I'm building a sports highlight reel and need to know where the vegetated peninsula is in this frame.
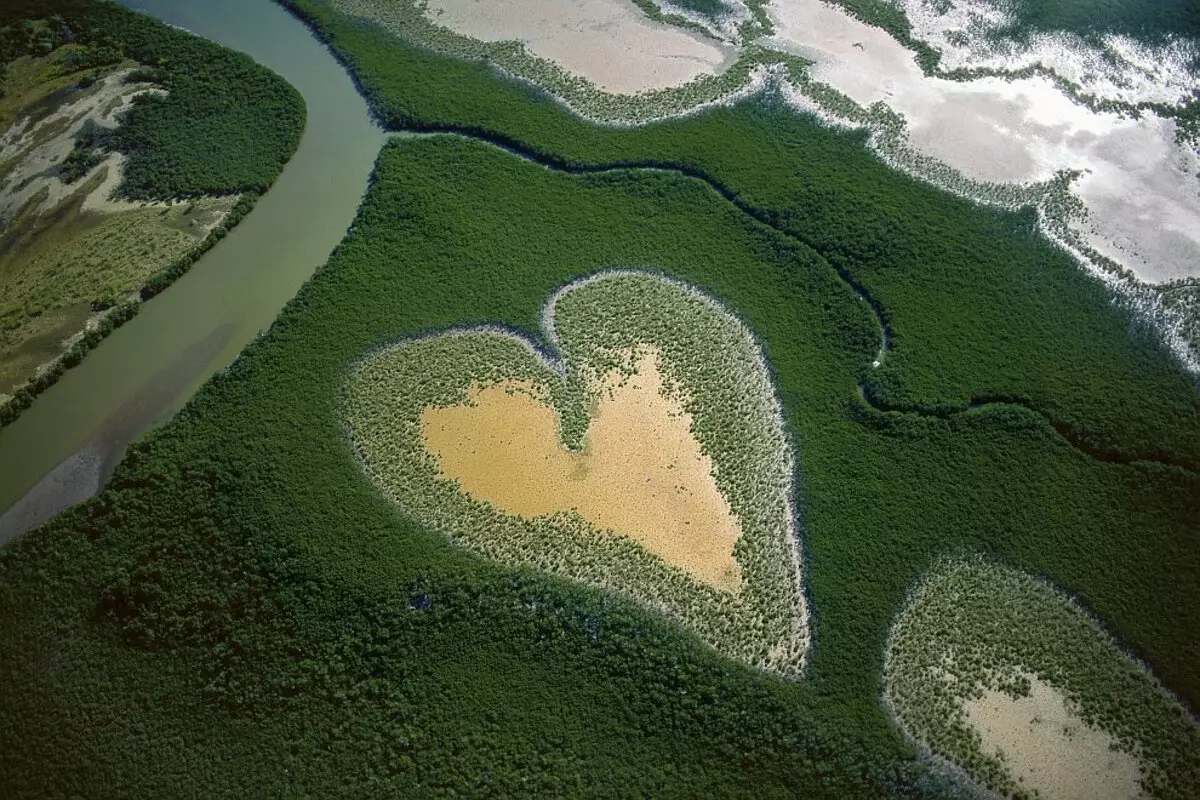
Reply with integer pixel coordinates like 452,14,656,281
0,0,304,425
0,0,1197,797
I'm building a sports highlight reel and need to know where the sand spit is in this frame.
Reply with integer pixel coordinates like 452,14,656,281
766,0,1200,285
421,0,735,93
964,675,1145,800
422,349,743,590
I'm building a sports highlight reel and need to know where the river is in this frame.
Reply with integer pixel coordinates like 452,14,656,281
0,0,386,544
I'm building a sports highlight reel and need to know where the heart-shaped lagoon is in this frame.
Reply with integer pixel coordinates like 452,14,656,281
344,271,808,676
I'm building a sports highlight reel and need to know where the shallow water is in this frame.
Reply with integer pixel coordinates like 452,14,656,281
0,0,386,544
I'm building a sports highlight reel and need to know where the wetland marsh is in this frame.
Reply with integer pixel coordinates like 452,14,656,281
0,1,1197,797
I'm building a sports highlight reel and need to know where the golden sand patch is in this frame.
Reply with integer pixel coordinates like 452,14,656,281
963,675,1144,800
420,350,742,590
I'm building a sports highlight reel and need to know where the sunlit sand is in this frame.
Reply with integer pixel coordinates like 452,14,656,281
964,675,1144,800
421,0,734,93
420,349,743,590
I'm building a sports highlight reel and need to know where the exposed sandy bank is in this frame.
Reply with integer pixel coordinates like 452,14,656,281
766,0,1200,284
421,0,735,93
0,441,103,544
421,348,743,590
0,68,164,224
964,675,1144,800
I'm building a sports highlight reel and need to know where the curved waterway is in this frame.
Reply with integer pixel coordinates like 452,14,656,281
0,0,386,543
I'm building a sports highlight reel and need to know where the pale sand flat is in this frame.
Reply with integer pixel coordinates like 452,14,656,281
423,0,735,93
420,349,743,590
0,69,166,224
964,675,1144,800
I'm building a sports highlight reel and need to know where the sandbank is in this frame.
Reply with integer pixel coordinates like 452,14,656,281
420,0,735,93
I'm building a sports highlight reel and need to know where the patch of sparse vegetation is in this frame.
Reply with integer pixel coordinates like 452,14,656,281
1159,280,1200,364
0,190,237,395
346,272,808,676
739,0,775,40
0,0,304,424
665,0,730,22
885,557,1200,799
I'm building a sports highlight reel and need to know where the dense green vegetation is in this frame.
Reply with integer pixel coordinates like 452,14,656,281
58,121,112,183
0,1,1197,795
1,135,954,797
2,123,1197,794
630,0,723,37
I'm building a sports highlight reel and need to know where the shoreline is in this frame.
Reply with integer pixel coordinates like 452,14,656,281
0,17,305,429
0,322,235,545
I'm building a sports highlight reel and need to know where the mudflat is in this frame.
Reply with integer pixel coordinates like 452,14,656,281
422,0,734,93
964,675,1144,800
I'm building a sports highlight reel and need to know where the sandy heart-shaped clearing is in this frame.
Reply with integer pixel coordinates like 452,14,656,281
421,348,742,590
344,271,809,676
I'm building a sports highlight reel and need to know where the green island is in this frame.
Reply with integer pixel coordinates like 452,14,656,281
0,0,1197,797
0,0,304,424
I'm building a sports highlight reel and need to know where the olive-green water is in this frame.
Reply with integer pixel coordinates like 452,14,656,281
0,0,386,543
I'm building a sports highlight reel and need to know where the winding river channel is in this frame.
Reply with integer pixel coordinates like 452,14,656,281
0,0,386,543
